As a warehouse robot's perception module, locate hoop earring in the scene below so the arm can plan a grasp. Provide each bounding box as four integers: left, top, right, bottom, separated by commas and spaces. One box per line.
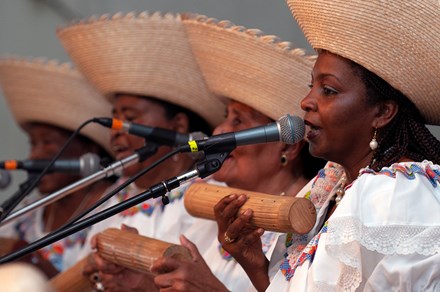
280, 154, 288, 166
369, 128, 378, 151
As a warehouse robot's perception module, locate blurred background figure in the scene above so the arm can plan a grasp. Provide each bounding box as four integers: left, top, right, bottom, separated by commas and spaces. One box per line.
0, 262, 54, 292
57, 11, 225, 291
150, 14, 329, 292
0, 57, 115, 277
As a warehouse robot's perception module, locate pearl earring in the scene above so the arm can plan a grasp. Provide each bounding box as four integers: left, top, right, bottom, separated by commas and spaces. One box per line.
369, 128, 378, 151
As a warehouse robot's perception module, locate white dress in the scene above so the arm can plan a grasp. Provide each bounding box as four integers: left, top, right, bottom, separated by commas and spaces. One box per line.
267, 161, 440, 292
78, 177, 199, 257
0, 193, 88, 271
185, 162, 344, 292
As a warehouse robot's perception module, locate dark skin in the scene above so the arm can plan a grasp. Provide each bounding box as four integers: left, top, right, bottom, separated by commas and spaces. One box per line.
213, 51, 400, 291
150, 101, 309, 292
83, 94, 196, 291
25, 123, 110, 231
10, 123, 113, 278
110, 94, 194, 188
84, 225, 158, 292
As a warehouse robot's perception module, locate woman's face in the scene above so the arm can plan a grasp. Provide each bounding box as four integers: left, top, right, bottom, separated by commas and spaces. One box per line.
212, 101, 284, 191
26, 124, 88, 194
110, 94, 176, 177
301, 51, 377, 168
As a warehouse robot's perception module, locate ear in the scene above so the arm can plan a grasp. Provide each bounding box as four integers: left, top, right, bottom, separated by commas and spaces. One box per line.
281, 140, 307, 162
171, 112, 190, 134
374, 100, 399, 128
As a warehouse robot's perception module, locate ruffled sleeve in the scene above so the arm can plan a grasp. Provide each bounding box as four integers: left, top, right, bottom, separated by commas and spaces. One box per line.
323, 161, 440, 291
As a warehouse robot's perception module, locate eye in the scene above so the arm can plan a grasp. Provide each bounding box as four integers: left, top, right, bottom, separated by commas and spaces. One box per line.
323, 86, 338, 95
232, 117, 242, 127
124, 115, 138, 122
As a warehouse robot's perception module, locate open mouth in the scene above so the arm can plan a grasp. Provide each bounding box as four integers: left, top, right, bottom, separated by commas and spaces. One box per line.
112, 144, 131, 159
304, 120, 321, 140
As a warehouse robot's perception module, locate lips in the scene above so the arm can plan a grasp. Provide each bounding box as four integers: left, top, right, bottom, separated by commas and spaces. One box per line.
304, 119, 321, 141
112, 144, 132, 160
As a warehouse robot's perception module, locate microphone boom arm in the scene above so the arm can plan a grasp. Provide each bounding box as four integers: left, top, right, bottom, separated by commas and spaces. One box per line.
0, 146, 156, 226
0, 152, 226, 264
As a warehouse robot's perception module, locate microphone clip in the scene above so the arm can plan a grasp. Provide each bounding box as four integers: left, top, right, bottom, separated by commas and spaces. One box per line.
196, 150, 231, 179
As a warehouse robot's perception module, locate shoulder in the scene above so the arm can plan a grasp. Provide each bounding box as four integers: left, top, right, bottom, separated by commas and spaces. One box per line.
347, 160, 440, 214
328, 160, 440, 255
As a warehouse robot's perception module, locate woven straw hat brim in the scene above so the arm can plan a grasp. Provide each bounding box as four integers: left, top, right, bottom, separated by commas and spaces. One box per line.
0, 57, 112, 155
286, 0, 440, 125
182, 14, 315, 121
57, 12, 224, 127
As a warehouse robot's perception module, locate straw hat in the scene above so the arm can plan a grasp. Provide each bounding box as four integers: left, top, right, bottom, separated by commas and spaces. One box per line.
57, 11, 224, 127
286, 0, 440, 125
182, 14, 315, 121
0, 57, 112, 154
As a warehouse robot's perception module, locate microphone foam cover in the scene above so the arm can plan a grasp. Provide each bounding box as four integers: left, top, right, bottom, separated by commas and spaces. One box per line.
279, 114, 305, 144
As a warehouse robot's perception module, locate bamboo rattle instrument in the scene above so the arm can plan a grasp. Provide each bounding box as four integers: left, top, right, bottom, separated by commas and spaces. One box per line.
50, 228, 192, 292
184, 182, 316, 234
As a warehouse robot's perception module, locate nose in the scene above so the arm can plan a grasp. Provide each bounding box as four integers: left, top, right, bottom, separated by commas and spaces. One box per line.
300, 90, 317, 112
212, 121, 233, 135
29, 144, 48, 160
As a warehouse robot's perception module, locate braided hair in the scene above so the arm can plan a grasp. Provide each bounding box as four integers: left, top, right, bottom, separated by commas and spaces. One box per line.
349, 61, 440, 170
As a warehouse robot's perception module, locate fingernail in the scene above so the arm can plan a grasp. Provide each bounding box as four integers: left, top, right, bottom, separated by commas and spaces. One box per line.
244, 209, 252, 215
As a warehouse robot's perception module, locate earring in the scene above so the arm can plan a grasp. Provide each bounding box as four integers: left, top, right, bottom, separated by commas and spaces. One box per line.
280, 154, 288, 166
369, 128, 378, 151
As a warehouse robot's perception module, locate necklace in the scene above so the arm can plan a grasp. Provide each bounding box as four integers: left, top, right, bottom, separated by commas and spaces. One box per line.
335, 176, 347, 205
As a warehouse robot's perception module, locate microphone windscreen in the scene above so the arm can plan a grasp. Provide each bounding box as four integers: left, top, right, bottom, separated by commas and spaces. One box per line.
279, 114, 305, 144
79, 153, 101, 177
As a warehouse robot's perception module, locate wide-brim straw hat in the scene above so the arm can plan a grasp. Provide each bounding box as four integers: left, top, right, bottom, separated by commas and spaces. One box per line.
286, 0, 440, 125
0, 57, 112, 155
182, 13, 315, 121
57, 11, 224, 127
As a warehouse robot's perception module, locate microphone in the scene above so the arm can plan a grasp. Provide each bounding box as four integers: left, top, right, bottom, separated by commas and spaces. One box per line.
0, 169, 11, 190
181, 114, 305, 153
0, 153, 101, 177
94, 117, 197, 146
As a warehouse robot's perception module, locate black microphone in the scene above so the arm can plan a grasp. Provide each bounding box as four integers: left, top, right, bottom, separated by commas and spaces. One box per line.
94, 117, 195, 146
0, 153, 101, 177
0, 169, 11, 190
180, 114, 305, 153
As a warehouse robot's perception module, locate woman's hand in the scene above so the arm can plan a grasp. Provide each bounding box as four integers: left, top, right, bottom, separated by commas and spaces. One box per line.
83, 225, 158, 292
152, 235, 228, 292
214, 194, 270, 291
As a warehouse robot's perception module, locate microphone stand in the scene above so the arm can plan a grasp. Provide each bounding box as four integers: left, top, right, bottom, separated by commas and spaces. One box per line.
0, 145, 156, 226
0, 118, 100, 223
0, 150, 228, 264
0, 173, 39, 221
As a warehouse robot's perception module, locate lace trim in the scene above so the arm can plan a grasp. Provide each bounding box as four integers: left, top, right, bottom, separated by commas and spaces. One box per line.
308, 162, 345, 208
327, 216, 440, 256
314, 264, 361, 292
281, 225, 327, 280
280, 163, 345, 280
